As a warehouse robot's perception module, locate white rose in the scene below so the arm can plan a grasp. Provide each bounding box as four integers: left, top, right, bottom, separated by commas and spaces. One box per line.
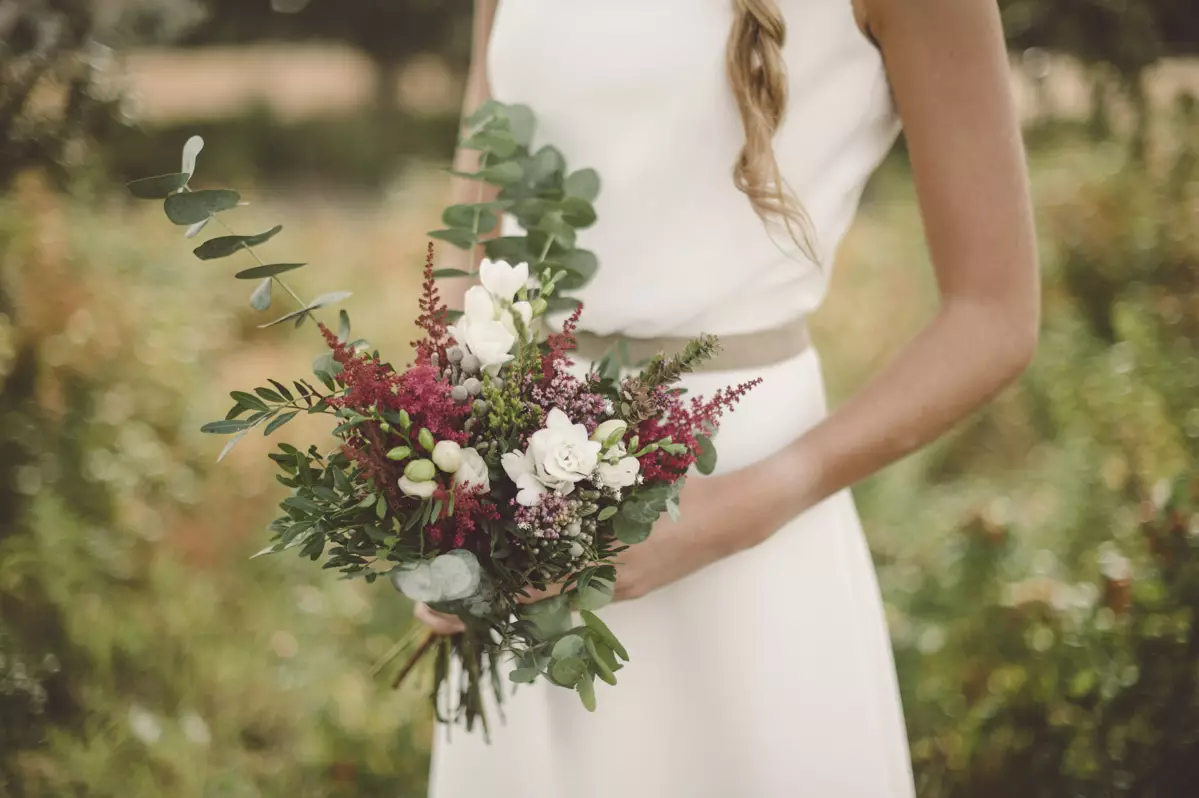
479, 259, 529, 303
453, 447, 491, 493
591, 419, 629, 448
501, 409, 603, 506
432, 440, 462, 473
595, 456, 640, 490
398, 475, 437, 499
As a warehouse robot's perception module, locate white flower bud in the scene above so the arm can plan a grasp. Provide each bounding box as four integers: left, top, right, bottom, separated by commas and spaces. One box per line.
398, 476, 437, 498
432, 440, 463, 474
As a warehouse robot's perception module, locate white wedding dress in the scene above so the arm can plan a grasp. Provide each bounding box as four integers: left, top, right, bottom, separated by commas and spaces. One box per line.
429, 1, 915, 796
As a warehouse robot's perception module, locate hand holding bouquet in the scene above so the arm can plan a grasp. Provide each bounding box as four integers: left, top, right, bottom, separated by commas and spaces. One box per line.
125, 102, 759, 736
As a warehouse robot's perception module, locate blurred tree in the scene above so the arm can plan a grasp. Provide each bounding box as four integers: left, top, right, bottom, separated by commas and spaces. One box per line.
183, 0, 473, 121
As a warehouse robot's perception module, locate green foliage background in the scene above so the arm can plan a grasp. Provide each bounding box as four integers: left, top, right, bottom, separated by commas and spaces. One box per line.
2, 1, 1198, 796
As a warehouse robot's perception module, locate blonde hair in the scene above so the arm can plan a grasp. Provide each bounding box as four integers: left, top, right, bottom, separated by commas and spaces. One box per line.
727, 0, 818, 260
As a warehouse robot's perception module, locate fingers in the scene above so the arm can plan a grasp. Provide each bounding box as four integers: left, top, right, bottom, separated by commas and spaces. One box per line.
413, 602, 466, 636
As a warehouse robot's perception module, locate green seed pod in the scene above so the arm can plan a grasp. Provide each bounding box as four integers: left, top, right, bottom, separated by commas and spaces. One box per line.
379, 421, 392, 433
531, 297, 549, 316
418, 427, 435, 452
385, 446, 412, 461
398, 409, 412, 431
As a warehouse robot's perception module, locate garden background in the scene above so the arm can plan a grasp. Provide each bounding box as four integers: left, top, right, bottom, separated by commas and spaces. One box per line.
2, 1, 1198, 796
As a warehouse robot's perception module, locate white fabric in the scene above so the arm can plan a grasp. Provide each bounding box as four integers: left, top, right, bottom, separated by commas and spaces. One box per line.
430, 1, 914, 796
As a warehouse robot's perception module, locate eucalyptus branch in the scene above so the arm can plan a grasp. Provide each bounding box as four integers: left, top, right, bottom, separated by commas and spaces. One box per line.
470, 152, 490, 273
211, 215, 310, 313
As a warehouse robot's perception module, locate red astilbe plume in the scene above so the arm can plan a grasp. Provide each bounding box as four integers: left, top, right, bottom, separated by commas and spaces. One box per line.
540, 302, 582, 383
636, 378, 762, 483
424, 484, 502, 551
413, 242, 452, 366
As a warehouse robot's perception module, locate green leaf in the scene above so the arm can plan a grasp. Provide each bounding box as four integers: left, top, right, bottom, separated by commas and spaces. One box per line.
202, 419, 254, 434
255, 386, 284, 403
193, 225, 283, 260
442, 204, 481, 229
479, 160, 524, 184
164, 189, 240, 225
234, 262, 305, 280
586, 636, 619, 685
522, 595, 573, 639
338, 309, 351, 343
309, 290, 353, 310
550, 657, 588, 688
267, 379, 293, 401
565, 168, 600, 201
544, 296, 582, 316
554, 249, 599, 291
432, 268, 473, 279
126, 172, 190, 199
695, 434, 717, 476
581, 610, 629, 661
264, 410, 299, 436
470, 130, 518, 158
596, 506, 618, 522
217, 430, 248, 463
552, 634, 586, 661
505, 104, 536, 146
528, 145, 566, 185
428, 228, 477, 251
560, 197, 597, 229
250, 277, 272, 311
464, 98, 503, 131
575, 577, 615, 612
620, 500, 661, 527
508, 667, 539, 684
482, 236, 533, 264
231, 390, 269, 412
576, 673, 597, 711
283, 496, 323, 516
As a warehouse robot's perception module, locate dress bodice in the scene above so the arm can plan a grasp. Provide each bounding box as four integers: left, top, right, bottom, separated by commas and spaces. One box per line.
487, 0, 901, 337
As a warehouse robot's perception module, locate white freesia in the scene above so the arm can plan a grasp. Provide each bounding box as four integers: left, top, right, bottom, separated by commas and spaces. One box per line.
432, 440, 462, 473
591, 419, 628, 448
479, 259, 529, 302
454, 447, 490, 492
595, 456, 640, 490
398, 475, 437, 499
501, 409, 603, 506
448, 287, 516, 374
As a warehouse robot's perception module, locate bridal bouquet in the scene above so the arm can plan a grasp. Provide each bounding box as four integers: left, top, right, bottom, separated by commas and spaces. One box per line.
125, 101, 758, 734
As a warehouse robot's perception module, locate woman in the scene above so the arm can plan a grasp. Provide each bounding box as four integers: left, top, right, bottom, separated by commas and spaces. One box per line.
417, 0, 1039, 795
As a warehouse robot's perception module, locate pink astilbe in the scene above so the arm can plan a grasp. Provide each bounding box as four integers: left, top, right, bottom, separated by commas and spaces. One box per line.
541, 302, 582, 383
412, 242, 452, 366
635, 378, 762, 483
526, 302, 607, 432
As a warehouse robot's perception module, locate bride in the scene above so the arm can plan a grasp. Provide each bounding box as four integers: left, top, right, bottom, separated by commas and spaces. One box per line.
416, 1, 1039, 796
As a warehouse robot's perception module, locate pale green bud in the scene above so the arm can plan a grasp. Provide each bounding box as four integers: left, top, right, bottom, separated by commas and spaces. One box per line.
404, 459, 436, 483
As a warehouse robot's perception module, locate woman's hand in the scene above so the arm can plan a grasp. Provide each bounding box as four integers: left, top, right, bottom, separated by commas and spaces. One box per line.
523, 460, 804, 605
414, 602, 466, 636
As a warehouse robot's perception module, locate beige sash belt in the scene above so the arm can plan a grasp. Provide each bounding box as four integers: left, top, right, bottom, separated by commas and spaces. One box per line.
572, 315, 812, 373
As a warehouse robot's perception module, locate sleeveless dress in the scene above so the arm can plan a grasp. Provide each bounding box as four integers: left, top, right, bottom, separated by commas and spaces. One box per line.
429, 2, 914, 796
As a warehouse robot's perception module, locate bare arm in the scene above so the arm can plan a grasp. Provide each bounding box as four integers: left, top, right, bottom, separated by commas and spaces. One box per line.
606, 0, 1040, 599
438, 0, 502, 311
745, 0, 1041, 545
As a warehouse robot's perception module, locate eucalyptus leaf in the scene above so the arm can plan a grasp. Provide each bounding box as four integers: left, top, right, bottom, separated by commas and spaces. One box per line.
250, 277, 272, 310
529, 145, 566, 185
126, 172, 190, 199
581, 609, 629, 661
308, 290, 353, 310
479, 160, 523, 184
164, 189, 241, 225
234, 262, 305, 280
551, 634, 586, 661
180, 135, 204, 176
185, 218, 210, 239
576, 673, 597, 711
432, 268, 473, 279
338, 309, 351, 343
575, 577, 615, 611
508, 667, 539, 684
560, 197, 597, 229
550, 657, 588, 687
505, 104, 536, 146
614, 512, 653, 545
565, 168, 601, 201
428, 228, 478, 251
622, 498, 662, 525
695, 434, 717, 475
193, 225, 283, 260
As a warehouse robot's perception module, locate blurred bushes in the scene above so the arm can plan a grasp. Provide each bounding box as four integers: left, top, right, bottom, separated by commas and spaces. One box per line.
866, 103, 1199, 796
0, 181, 431, 796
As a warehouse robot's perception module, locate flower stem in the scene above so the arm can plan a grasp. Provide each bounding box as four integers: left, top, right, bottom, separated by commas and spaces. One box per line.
470, 152, 489, 273
212, 215, 310, 313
